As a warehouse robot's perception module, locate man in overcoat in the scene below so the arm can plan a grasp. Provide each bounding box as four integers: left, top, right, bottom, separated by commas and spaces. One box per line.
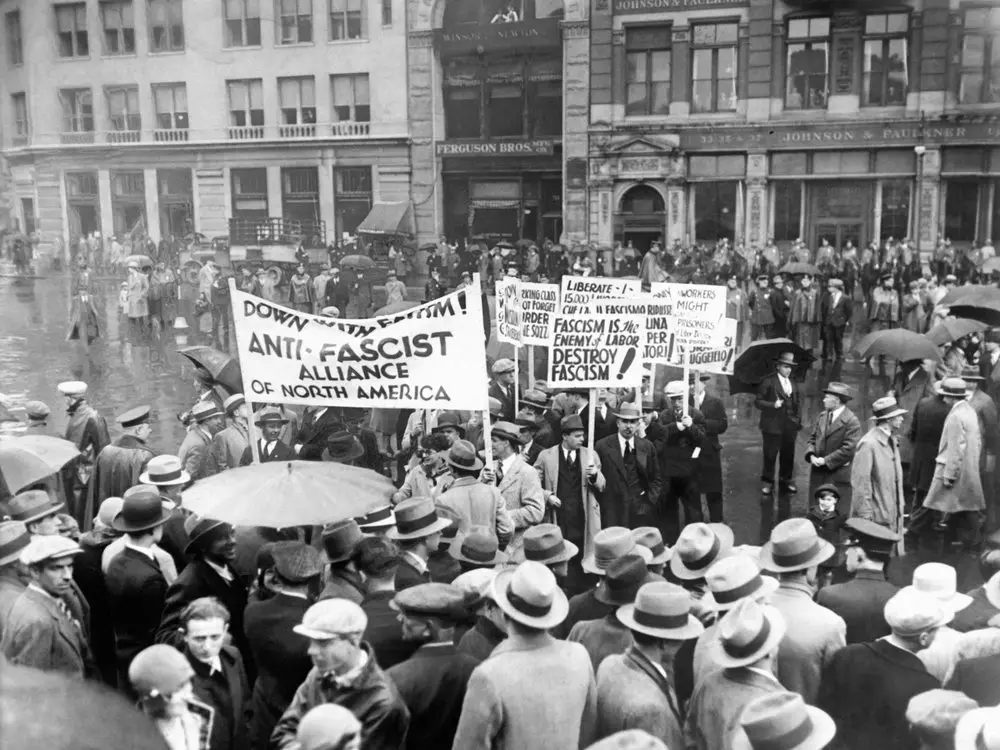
212, 394, 250, 470
962, 366, 999, 529
691, 374, 728, 523
851, 395, 908, 549
908, 385, 952, 513
894, 358, 936, 500
805, 382, 862, 516
483, 421, 545, 558
436, 440, 514, 544
59, 380, 110, 526
594, 404, 661, 530
655, 381, 705, 543
179, 402, 224, 481
756, 351, 803, 496
488, 358, 517, 422
86, 405, 156, 526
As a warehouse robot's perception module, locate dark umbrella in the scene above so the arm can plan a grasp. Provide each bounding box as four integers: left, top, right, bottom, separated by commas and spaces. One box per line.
854, 329, 941, 362
178, 346, 243, 394
340, 254, 375, 270
926, 318, 989, 346
938, 285, 1000, 308
729, 338, 814, 394
779, 262, 821, 276
419, 242, 438, 252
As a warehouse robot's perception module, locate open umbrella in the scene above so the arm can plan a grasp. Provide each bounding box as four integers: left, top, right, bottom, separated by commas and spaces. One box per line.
374, 299, 421, 316
779, 262, 821, 276
730, 338, 814, 394
945, 286, 1000, 327
340, 254, 375, 270
419, 242, 438, 252
938, 285, 998, 308
124, 254, 153, 269
854, 329, 941, 362
925, 318, 990, 346
0, 435, 79, 494
178, 346, 243, 394
181, 460, 394, 527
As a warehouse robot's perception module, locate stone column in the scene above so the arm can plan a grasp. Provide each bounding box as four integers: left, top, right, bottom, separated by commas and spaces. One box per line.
318, 154, 335, 239
143, 169, 161, 241
98, 169, 114, 238
563, 19, 590, 244
666, 159, 686, 247
407, 30, 439, 243
266, 165, 283, 219
592, 177, 614, 245
744, 153, 767, 248
670, 26, 690, 117
916, 148, 941, 258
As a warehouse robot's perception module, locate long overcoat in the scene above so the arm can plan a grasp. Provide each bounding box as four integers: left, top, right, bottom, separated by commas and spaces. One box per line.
923, 400, 985, 513
850, 426, 906, 549
534, 445, 604, 560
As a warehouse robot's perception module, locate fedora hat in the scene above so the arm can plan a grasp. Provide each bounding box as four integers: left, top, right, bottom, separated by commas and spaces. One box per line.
354, 504, 396, 531
139, 454, 191, 486
937, 377, 968, 398
444, 439, 484, 473
883, 587, 953, 636
594, 555, 650, 606
7, 490, 64, 526
386, 497, 453, 542
324, 431, 365, 464
582, 526, 653, 576
515, 523, 579, 565
559, 387, 589, 398
870, 395, 908, 420
960, 365, 985, 383
560, 414, 584, 433
432, 412, 467, 438
223, 394, 246, 415
664, 381, 687, 399
631, 527, 671, 565
190, 402, 223, 423
615, 403, 642, 421
0, 521, 31, 567
732, 692, 837, 750
521, 390, 550, 411
903, 562, 973, 614
515, 410, 542, 431
713, 599, 787, 668
254, 407, 290, 427
450, 530, 507, 567
616, 581, 705, 641
955, 707, 1000, 750
491, 421, 524, 446
702, 555, 780, 612
321, 519, 364, 563
775, 352, 797, 366
492, 560, 569, 630
759, 518, 834, 573
183, 514, 230, 554
111, 486, 171, 533
670, 523, 735, 580
822, 382, 852, 402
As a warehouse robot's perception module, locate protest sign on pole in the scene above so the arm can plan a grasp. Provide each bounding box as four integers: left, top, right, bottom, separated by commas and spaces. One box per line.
495, 278, 522, 345
519, 281, 559, 345
650, 282, 727, 348
230, 278, 262, 464
663, 317, 739, 375
547, 313, 646, 388
229, 280, 489, 411
560, 276, 642, 315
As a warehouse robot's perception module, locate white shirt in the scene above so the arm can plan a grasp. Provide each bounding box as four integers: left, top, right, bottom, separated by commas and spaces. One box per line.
827, 405, 844, 424
194, 654, 223, 675
260, 439, 279, 457
694, 391, 705, 410
563, 448, 578, 464
521, 439, 534, 457
618, 434, 634, 456
499, 452, 518, 477
777, 374, 792, 396
204, 558, 234, 583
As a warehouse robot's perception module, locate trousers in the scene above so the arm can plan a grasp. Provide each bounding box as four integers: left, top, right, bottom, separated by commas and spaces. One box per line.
761, 430, 797, 485
660, 476, 701, 543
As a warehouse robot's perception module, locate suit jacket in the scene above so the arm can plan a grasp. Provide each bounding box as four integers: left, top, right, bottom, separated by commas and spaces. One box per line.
822, 292, 853, 328
244, 592, 314, 750
488, 380, 516, 423
387, 642, 480, 749
0, 584, 93, 677
894, 368, 935, 465
213, 421, 250, 470
908, 394, 952, 492
179, 425, 219, 481
820, 639, 939, 750
496, 455, 546, 556
581, 402, 618, 445
105, 545, 169, 672
805, 407, 863, 483
770, 580, 847, 704
73, 532, 116, 685
755, 374, 802, 435
567, 613, 633, 673
188, 643, 250, 750
395, 555, 431, 591
594, 433, 661, 529
946, 652, 1000, 706
363, 589, 420, 670
595, 646, 684, 750
534, 445, 604, 560
240, 438, 297, 466
452, 632, 598, 750
296, 407, 344, 461
685, 667, 784, 750
815, 570, 899, 644
521, 440, 544, 466
654, 407, 706, 479
0, 569, 26, 641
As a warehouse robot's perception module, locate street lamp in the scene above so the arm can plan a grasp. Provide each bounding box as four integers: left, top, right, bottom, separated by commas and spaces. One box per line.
914, 145, 926, 261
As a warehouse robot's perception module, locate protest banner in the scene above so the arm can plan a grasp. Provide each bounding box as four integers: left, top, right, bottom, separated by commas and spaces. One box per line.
560, 276, 642, 315
229, 281, 489, 412
664, 317, 738, 375
650, 282, 727, 348
495, 278, 522, 345
547, 313, 646, 388
519, 281, 559, 345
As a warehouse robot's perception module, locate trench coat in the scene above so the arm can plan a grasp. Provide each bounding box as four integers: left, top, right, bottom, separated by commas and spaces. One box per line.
595, 646, 684, 749
894, 368, 935, 466
923, 400, 985, 514
850, 426, 906, 550
435, 476, 514, 545
212, 421, 250, 471
126, 272, 149, 318
179, 424, 220, 481
534, 445, 605, 560
495, 455, 546, 557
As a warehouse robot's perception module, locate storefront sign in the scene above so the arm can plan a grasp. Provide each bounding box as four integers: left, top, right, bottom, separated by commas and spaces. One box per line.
619, 157, 662, 174
681, 122, 1000, 151
614, 0, 746, 14
436, 140, 554, 157
437, 18, 561, 54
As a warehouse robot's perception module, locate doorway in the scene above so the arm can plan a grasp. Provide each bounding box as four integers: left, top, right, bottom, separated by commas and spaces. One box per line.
814, 221, 863, 253
809, 182, 871, 251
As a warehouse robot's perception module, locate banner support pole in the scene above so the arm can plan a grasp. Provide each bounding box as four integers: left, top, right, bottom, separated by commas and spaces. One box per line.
513, 347, 520, 416
527, 345, 535, 391
229, 277, 261, 465
682, 348, 690, 418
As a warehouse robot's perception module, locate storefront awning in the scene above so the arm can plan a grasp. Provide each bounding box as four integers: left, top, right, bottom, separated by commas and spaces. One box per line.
357, 202, 414, 237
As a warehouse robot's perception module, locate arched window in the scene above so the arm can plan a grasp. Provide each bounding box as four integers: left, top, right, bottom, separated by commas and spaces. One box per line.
620, 185, 664, 216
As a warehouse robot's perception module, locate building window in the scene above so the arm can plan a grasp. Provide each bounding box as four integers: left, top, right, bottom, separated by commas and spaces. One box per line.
944, 180, 980, 241
60, 88, 94, 132
228, 79, 264, 134
106, 86, 141, 138
530, 57, 561, 137
278, 0, 312, 43
772, 182, 802, 242
786, 17, 829, 110
959, 7, 1000, 104
279, 77, 317, 134
149, 0, 184, 52
56, 4, 90, 58
331, 74, 370, 121
863, 13, 908, 106
488, 61, 524, 137
691, 22, 738, 113
689, 154, 745, 243
11, 93, 29, 141
626, 26, 670, 116
329, 0, 364, 40
231, 168, 269, 218
880, 179, 911, 241
382, 0, 391, 26
224, 0, 261, 47
153, 83, 188, 132
5, 11, 22, 66
444, 61, 482, 139
335, 167, 373, 238
101, 1, 136, 55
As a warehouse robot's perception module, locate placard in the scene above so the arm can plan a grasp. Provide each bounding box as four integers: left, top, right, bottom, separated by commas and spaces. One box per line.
664, 317, 739, 375
561, 276, 642, 315
495, 278, 522, 345
548, 313, 646, 388
650, 282, 727, 347
518, 281, 559, 345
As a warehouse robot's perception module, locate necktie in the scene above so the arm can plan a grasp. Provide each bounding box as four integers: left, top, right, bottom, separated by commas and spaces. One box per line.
56, 597, 80, 630
567, 450, 576, 467
495, 462, 504, 484
624, 442, 633, 460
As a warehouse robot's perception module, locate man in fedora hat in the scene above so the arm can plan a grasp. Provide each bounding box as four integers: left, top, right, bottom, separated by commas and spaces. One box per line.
822, 276, 852, 361
138, 453, 194, 574
454, 569, 508, 661
688, 374, 728, 524
387, 583, 482, 748
902, 562, 974, 682
59, 380, 110, 524
0, 521, 30, 639
318, 519, 366, 604
815, 517, 901, 644
452, 561, 598, 750
212, 394, 250, 470
759, 518, 846, 704
756, 351, 803, 496
435, 440, 513, 544
908, 380, 953, 521
489, 359, 517, 423
85, 405, 156, 527
734, 691, 837, 750
102, 487, 178, 582
7, 489, 65, 537
961, 366, 999, 525
519, 389, 559, 448
568, 555, 652, 671
321, 428, 365, 466
482, 421, 545, 557
789, 273, 821, 351
852, 395, 909, 547
656, 381, 706, 542
105, 486, 173, 685
388, 498, 455, 591
805, 382, 862, 515
819, 588, 948, 750
596, 582, 704, 748
180, 402, 224, 481
242, 407, 296, 465
534, 414, 604, 594
431, 411, 466, 446
594, 403, 661, 531
685, 599, 787, 750
515, 410, 545, 466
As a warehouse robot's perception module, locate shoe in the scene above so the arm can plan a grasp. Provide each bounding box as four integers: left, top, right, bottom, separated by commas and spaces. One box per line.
782, 483, 797, 494
761, 485, 773, 496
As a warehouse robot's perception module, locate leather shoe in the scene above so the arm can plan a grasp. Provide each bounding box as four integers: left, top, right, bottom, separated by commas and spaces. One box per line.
781, 483, 797, 494
761, 484, 773, 496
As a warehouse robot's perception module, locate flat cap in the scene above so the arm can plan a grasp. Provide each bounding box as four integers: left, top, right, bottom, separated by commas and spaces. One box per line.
294, 599, 368, 639
271, 541, 325, 584
391, 582, 470, 620
20, 535, 82, 566
491, 358, 515, 375
906, 689, 978, 737
56, 381, 87, 396
452, 569, 497, 604
884, 587, 952, 636
24, 401, 50, 420
117, 405, 151, 428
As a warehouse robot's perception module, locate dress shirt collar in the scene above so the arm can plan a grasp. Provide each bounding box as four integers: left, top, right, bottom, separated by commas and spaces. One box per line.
204, 558, 234, 582
278, 589, 309, 600
402, 550, 428, 575
563, 446, 577, 463
499, 452, 518, 476
325, 649, 369, 689
745, 666, 783, 687
777, 373, 792, 393
828, 405, 845, 423
618, 434, 634, 455
125, 541, 157, 561
521, 439, 534, 456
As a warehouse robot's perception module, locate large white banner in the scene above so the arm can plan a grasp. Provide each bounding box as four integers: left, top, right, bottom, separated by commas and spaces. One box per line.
548, 313, 646, 388
230, 284, 489, 410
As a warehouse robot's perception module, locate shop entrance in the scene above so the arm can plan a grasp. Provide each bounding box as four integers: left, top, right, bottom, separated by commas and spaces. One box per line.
814, 221, 863, 253
808, 182, 871, 250
615, 185, 665, 254
623, 231, 661, 253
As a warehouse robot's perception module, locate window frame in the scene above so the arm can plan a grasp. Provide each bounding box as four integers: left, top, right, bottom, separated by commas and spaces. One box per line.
148, 0, 185, 52
5, 11, 23, 66
152, 83, 189, 129
278, 76, 317, 125
11, 92, 29, 138
862, 12, 909, 107
328, 0, 366, 41
227, 78, 265, 127
381, 0, 391, 26
277, 0, 313, 44
624, 25, 672, 117
785, 16, 830, 111
100, 0, 136, 55
690, 21, 739, 114
959, 6, 1000, 105
55, 3, 90, 59
59, 88, 95, 133
224, 0, 262, 48
330, 73, 370, 122
106, 85, 141, 132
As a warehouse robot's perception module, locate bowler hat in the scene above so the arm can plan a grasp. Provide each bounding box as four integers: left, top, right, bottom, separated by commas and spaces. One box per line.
492, 560, 569, 630
560, 414, 584, 433
444, 440, 484, 472
391, 582, 470, 621
732, 692, 837, 750
774, 352, 797, 367
515, 523, 579, 565
631, 527, 671, 565
112, 486, 172, 533
7, 490, 64, 526
432, 412, 467, 438
321, 519, 364, 563
713, 599, 787, 668
255, 407, 290, 427
139, 454, 191, 486
616, 581, 705, 641
759, 518, 834, 573
324, 431, 365, 464
615, 403, 642, 421
822, 382, 852, 402
702, 555, 779, 612
386, 497, 453, 541
870, 395, 908, 420
183, 515, 229, 554
670, 523, 735, 580
582, 527, 653, 575
450, 530, 507, 567
0, 521, 31, 567
491, 421, 524, 446
272, 541, 325, 583
594, 555, 650, 606
936, 377, 968, 398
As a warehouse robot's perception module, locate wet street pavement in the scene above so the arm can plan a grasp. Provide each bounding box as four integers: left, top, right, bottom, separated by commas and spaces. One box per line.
1, 273, 895, 545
